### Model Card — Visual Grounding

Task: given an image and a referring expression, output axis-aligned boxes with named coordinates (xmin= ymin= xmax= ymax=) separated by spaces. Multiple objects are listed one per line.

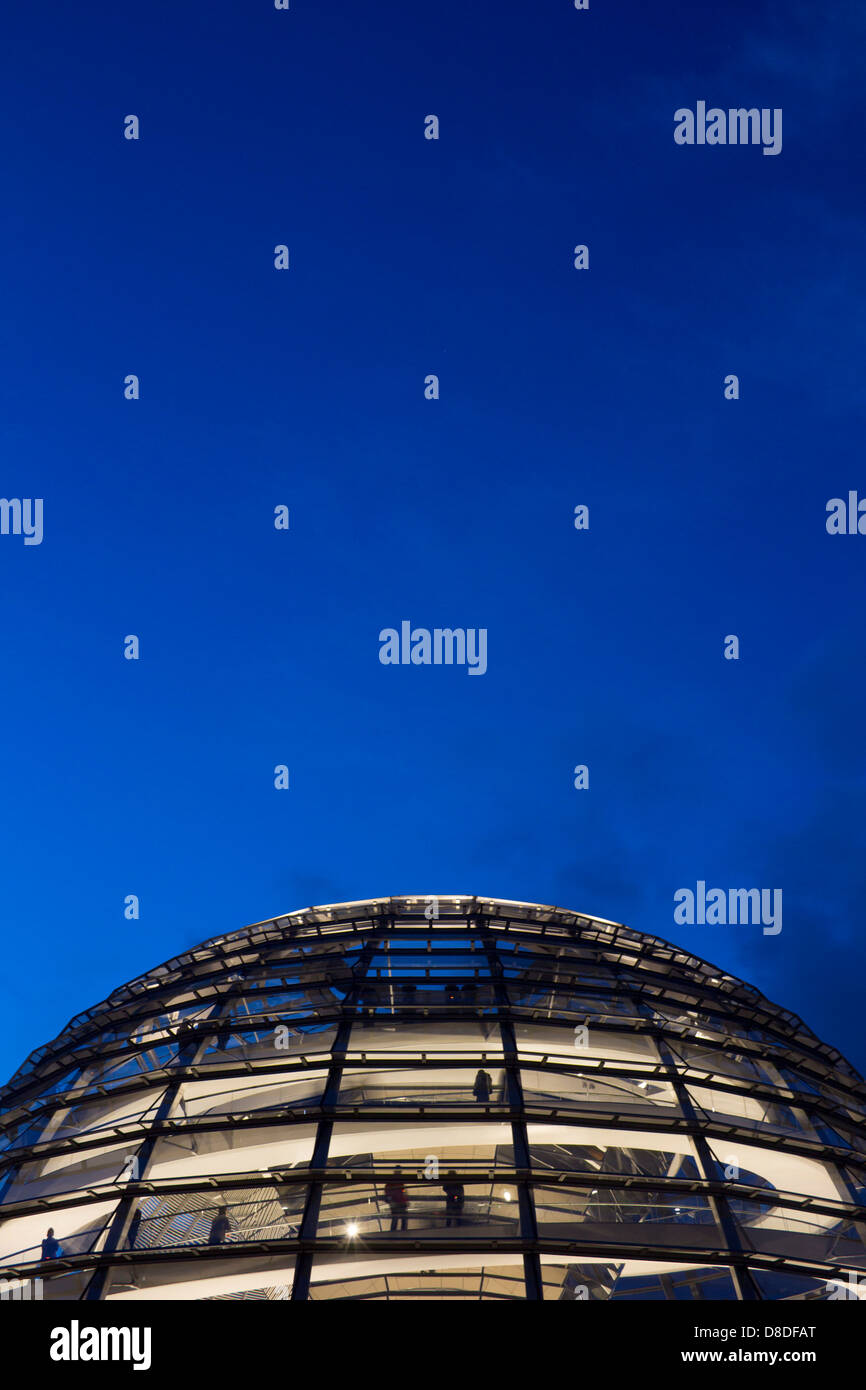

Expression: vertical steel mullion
xmin=291 ymin=939 xmax=377 ymax=1301
xmin=482 ymin=930 xmax=542 ymax=1301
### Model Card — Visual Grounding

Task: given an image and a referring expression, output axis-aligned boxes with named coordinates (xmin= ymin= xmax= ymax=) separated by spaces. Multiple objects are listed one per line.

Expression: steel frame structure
xmin=1 ymin=896 xmax=865 ymax=1301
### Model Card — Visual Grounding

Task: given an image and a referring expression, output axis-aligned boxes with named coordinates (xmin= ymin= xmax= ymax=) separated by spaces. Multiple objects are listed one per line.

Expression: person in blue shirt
xmin=41 ymin=1228 xmax=62 ymax=1259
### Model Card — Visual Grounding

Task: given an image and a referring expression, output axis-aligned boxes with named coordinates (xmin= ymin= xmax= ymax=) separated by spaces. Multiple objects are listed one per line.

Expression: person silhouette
xmin=208 ymin=1206 xmax=231 ymax=1244
xmin=41 ymin=1228 xmax=62 ymax=1260
xmin=473 ymin=1068 xmax=493 ymax=1103
xmin=442 ymin=1171 xmax=465 ymax=1227
xmin=384 ymin=1167 xmax=409 ymax=1231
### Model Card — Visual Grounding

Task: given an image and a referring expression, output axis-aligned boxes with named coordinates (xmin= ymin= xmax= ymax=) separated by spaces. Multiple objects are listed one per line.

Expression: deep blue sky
xmin=1 ymin=0 xmax=864 ymax=1081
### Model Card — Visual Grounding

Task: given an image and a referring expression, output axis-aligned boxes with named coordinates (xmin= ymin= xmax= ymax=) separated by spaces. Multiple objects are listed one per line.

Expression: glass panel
xmin=0 ymin=1201 xmax=116 ymax=1266
xmin=38 ymin=1270 xmax=95 ymax=1301
xmin=308 ymin=1258 xmax=526 ymax=1299
xmin=343 ymin=1018 xmax=502 ymax=1055
xmin=316 ymin=1177 xmax=519 ymax=1239
xmin=326 ymin=1126 xmax=518 ymax=1177
xmin=687 ymin=1084 xmax=818 ymax=1140
xmin=149 ymin=1123 xmax=316 ymax=1179
xmin=198 ymin=1020 xmax=338 ymax=1066
xmin=354 ymin=980 xmax=498 ymax=1016
xmin=672 ymin=1041 xmax=778 ymax=1087
xmin=103 ymin=1252 xmax=298 ymax=1300
xmin=125 ymin=1183 xmax=306 ymax=1253
xmin=521 ymin=1068 xmax=678 ymax=1116
xmin=751 ymin=1269 xmax=854 ymax=1300
xmin=514 ymin=1021 xmax=660 ymax=1065
xmin=733 ymin=1197 xmax=866 ymax=1270
xmin=3 ymin=1141 xmax=138 ymax=1204
xmin=527 ymin=1128 xmax=699 ymax=1179
xmin=364 ymin=946 xmax=491 ymax=977
xmin=540 ymin=1257 xmax=738 ymax=1301
xmin=534 ymin=1185 xmax=716 ymax=1244
xmin=232 ymin=983 xmax=351 ymax=1017
xmin=178 ymin=1073 xmax=328 ymax=1120
xmin=506 ymin=982 xmax=633 ymax=1019
xmin=32 ymin=1089 xmax=168 ymax=1144
xmin=338 ymin=1066 xmax=508 ymax=1109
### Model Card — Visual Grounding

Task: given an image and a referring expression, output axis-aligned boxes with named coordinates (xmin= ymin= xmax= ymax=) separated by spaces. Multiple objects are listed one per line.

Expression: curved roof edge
xmin=3 ymin=895 xmax=861 ymax=1094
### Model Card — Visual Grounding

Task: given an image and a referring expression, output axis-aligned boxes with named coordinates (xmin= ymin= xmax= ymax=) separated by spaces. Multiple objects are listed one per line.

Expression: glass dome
xmin=1 ymin=896 xmax=864 ymax=1301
